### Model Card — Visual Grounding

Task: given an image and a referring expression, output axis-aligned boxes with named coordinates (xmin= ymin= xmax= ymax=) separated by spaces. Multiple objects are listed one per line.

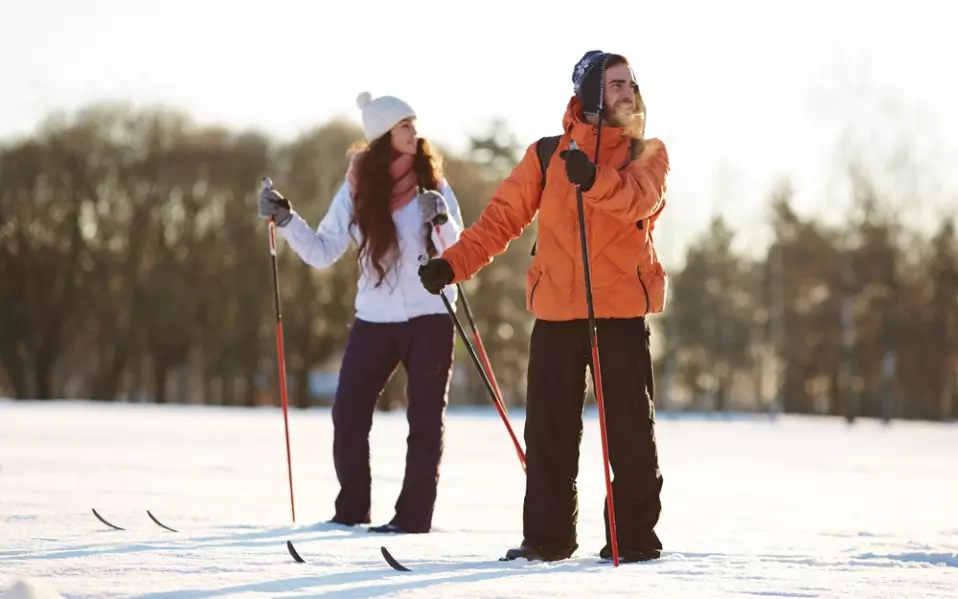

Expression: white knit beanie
xmin=355 ymin=91 xmax=416 ymax=142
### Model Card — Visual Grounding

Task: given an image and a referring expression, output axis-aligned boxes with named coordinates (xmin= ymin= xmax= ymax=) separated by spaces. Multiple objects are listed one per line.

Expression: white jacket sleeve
xmin=278 ymin=181 xmax=354 ymax=270
xmin=431 ymin=178 xmax=463 ymax=255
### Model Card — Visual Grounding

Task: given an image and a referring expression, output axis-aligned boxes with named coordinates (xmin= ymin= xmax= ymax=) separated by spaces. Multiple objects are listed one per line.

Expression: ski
xmin=380 ymin=546 xmax=411 ymax=571
xmin=380 ymin=545 xmax=556 ymax=572
xmin=146 ymin=510 xmax=178 ymax=532
xmin=378 ymin=545 xmax=611 ymax=572
xmin=380 ymin=545 xmax=527 ymax=572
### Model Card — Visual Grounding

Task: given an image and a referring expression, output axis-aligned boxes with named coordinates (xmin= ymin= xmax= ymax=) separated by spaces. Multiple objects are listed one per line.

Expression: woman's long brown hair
xmin=349 ymin=134 xmax=443 ymax=288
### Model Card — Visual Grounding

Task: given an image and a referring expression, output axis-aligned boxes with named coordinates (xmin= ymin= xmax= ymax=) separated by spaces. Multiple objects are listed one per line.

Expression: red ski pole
xmin=263 ymin=176 xmax=296 ymax=523
xmin=438 ymin=288 xmax=526 ymax=474
xmin=570 ymin=141 xmax=618 ymax=566
xmin=432 ymin=227 xmax=526 ymax=471
xmin=456 ymin=283 xmax=525 ymax=470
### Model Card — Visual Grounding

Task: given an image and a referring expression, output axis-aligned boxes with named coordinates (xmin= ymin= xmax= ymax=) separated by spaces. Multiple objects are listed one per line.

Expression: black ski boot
xmin=501 ymin=542 xmax=575 ymax=562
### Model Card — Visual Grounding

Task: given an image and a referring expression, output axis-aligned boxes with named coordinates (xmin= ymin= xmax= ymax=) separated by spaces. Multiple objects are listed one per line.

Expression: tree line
xmin=1 ymin=103 xmax=955 ymax=421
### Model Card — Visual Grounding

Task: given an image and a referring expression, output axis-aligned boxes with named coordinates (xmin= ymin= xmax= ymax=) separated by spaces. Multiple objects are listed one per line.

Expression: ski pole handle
xmin=569 ymin=141 xmax=585 ymax=189
xmin=262 ymin=177 xmax=278 ymax=256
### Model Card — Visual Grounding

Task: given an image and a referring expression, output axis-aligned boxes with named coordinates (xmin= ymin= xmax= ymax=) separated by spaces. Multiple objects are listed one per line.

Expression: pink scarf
xmin=346 ymin=151 xmax=418 ymax=211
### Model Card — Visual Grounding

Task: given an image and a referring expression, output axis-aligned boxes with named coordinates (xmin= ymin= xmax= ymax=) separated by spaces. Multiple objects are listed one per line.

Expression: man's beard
xmin=606 ymin=102 xmax=636 ymax=127
xmin=604 ymin=103 xmax=645 ymax=140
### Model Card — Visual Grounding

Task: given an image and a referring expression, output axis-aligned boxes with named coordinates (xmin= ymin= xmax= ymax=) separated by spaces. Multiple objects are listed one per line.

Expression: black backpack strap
xmin=536 ymin=135 xmax=561 ymax=191
xmin=531 ymin=135 xmax=562 ymax=256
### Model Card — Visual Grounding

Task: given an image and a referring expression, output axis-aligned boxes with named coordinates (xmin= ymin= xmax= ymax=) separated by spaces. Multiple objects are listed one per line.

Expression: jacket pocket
xmin=526 ymin=266 xmax=544 ymax=312
xmin=637 ymin=262 xmax=668 ymax=314
xmin=636 ymin=266 xmax=652 ymax=316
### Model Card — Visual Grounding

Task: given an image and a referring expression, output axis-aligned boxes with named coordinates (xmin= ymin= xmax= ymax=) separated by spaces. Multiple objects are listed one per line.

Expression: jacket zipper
xmin=637 ymin=267 xmax=651 ymax=316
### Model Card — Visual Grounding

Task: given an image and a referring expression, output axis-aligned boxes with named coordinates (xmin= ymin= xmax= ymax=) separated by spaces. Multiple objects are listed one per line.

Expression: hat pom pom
xmin=356 ymin=91 xmax=372 ymax=109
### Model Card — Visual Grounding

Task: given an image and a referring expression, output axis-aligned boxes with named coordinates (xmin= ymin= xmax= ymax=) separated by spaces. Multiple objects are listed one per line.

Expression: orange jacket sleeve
xmin=583 ymin=138 xmax=669 ymax=223
xmin=441 ymin=142 xmax=543 ymax=283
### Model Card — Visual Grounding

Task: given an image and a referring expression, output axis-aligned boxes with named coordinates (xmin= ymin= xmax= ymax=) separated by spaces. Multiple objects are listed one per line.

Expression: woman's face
xmin=390 ymin=118 xmax=418 ymax=155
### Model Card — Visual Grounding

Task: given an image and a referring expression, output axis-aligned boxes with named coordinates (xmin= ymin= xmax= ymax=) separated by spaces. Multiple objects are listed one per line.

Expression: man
xmin=418 ymin=50 xmax=670 ymax=563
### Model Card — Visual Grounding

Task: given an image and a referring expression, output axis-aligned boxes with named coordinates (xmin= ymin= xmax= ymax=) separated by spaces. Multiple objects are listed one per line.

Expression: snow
xmin=1 ymin=399 xmax=956 ymax=598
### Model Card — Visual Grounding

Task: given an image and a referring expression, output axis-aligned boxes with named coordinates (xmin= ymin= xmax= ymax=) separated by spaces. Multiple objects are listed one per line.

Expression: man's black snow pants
xmin=521 ymin=317 xmax=663 ymax=555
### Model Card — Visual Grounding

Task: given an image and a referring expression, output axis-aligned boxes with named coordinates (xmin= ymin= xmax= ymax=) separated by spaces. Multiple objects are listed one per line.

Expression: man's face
xmin=603 ymin=63 xmax=638 ymax=127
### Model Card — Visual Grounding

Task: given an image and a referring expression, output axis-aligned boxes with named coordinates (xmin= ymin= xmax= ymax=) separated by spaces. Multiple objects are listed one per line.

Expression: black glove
xmin=558 ymin=148 xmax=596 ymax=191
xmin=418 ymin=258 xmax=455 ymax=295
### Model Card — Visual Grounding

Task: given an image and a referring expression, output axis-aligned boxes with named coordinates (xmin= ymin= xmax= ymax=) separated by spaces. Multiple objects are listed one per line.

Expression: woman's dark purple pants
xmin=330 ymin=314 xmax=454 ymax=532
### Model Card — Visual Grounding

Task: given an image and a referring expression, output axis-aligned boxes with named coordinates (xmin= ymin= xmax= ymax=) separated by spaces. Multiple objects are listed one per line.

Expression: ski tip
xmin=287 ymin=540 xmax=306 ymax=563
xmin=91 ymin=508 xmax=124 ymax=531
xmin=146 ymin=510 xmax=179 ymax=533
xmin=380 ymin=546 xmax=411 ymax=572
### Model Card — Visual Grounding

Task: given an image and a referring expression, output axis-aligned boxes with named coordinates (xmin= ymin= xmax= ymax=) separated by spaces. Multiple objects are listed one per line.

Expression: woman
xmin=258 ymin=91 xmax=462 ymax=534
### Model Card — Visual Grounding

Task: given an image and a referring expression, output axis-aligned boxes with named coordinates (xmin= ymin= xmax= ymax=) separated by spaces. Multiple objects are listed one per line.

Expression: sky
xmin=2 ymin=0 xmax=956 ymax=266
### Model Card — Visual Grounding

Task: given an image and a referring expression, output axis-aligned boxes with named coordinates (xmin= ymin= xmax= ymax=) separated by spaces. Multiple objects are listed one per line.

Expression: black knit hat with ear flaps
xmin=572 ymin=50 xmax=612 ymax=118
xmin=573 ymin=50 xmax=643 ymax=121
xmin=572 ymin=50 xmax=647 ymax=164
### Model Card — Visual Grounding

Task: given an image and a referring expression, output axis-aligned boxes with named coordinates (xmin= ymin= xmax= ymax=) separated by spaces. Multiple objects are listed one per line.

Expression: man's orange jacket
xmin=441 ymin=96 xmax=670 ymax=321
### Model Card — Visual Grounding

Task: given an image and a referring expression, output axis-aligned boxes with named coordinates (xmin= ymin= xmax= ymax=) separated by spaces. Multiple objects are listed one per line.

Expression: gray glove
xmin=258 ymin=178 xmax=293 ymax=227
xmin=418 ymin=189 xmax=449 ymax=226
